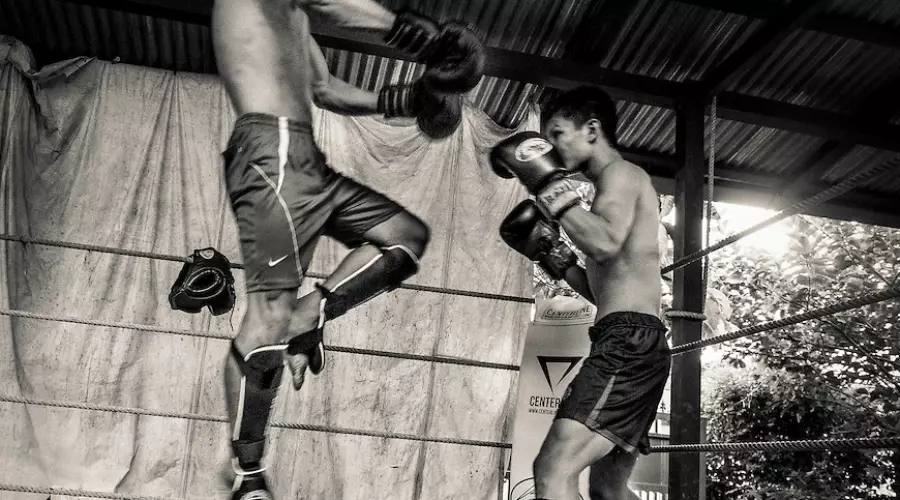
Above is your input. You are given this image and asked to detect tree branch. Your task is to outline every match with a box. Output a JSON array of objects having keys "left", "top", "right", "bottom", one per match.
[
  {"left": 801, "top": 215, "right": 892, "bottom": 286},
  {"left": 819, "top": 316, "right": 900, "bottom": 392}
]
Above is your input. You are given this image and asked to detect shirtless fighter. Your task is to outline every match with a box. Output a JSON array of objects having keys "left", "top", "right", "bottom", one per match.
[
  {"left": 211, "top": 1, "right": 484, "bottom": 498},
  {"left": 491, "top": 86, "right": 671, "bottom": 500}
]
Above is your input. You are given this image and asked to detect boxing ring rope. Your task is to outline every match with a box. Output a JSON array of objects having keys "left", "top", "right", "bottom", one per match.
[
  {"left": 0, "top": 308, "right": 521, "bottom": 371},
  {"left": 11, "top": 434, "right": 900, "bottom": 499},
  {"left": 660, "top": 153, "right": 900, "bottom": 275},
  {"left": 15, "top": 433, "right": 900, "bottom": 500},
  {"left": 3, "top": 391, "right": 898, "bottom": 456},
  {"left": 653, "top": 436, "right": 900, "bottom": 454},
  {"left": 3, "top": 228, "right": 898, "bottom": 375},
  {"left": 671, "top": 285, "right": 900, "bottom": 355},
  {"left": 0, "top": 483, "right": 176, "bottom": 500},
  {"left": 0, "top": 393, "right": 511, "bottom": 448},
  {"left": 0, "top": 233, "right": 535, "bottom": 304}
]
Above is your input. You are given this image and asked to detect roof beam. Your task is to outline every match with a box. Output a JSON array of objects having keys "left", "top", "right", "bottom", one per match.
[
  {"left": 700, "top": 0, "right": 829, "bottom": 94},
  {"left": 55, "top": 0, "right": 900, "bottom": 154},
  {"left": 673, "top": 0, "right": 900, "bottom": 49},
  {"left": 648, "top": 162, "right": 900, "bottom": 229},
  {"left": 714, "top": 93, "right": 900, "bottom": 152},
  {"left": 772, "top": 74, "right": 900, "bottom": 200}
]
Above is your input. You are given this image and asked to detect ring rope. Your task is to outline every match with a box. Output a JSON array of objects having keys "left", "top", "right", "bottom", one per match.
[
  {"left": 0, "top": 394, "right": 512, "bottom": 449},
  {"left": 665, "top": 310, "right": 707, "bottom": 321},
  {"left": 0, "top": 309, "right": 520, "bottom": 371},
  {"left": 702, "top": 95, "right": 717, "bottom": 309},
  {"left": 661, "top": 154, "right": 900, "bottom": 275},
  {"left": 0, "top": 233, "right": 534, "bottom": 304},
  {"left": 651, "top": 436, "right": 900, "bottom": 453},
  {"left": 0, "top": 483, "right": 174, "bottom": 500},
  {"left": 671, "top": 286, "right": 900, "bottom": 354}
]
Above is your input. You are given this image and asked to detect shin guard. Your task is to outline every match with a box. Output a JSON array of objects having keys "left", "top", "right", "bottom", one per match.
[
  {"left": 286, "top": 244, "right": 420, "bottom": 356},
  {"left": 230, "top": 341, "right": 286, "bottom": 474}
]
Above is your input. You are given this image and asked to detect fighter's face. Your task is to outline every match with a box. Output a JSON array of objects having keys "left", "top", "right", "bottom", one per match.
[{"left": 542, "top": 115, "right": 593, "bottom": 171}]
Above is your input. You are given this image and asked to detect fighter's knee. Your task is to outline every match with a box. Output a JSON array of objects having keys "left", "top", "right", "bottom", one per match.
[
  {"left": 533, "top": 446, "right": 578, "bottom": 485},
  {"left": 238, "top": 290, "right": 295, "bottom": 347},
  {"left": 401, "top": 217, "right": 430, "bottom": 258},
  {"left": 532, "top": 452, "right": 560, "bottom": 482}
]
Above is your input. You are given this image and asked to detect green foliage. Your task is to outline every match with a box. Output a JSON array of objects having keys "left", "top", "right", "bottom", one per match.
[
  {"left": 703, "top": 209, "right": 900, "bottom": 499},
  {"left": 704, "top": 363, "right": 894, "bottom": 500}
]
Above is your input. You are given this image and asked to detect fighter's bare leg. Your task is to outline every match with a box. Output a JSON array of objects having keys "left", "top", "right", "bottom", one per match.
[
  {"left": 588, "top": 449, "right": 641, "bottom": 500},
  {"left": 533, "top": 418, "right": 618, "bottom": 500},
  {"left": 285, "top": 210, "right": 429, "bottom": 388}
]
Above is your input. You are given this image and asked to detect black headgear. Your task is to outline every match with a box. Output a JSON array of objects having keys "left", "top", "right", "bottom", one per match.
[{"left": 169, "top": 247, "right": 236, "bottom": 316}]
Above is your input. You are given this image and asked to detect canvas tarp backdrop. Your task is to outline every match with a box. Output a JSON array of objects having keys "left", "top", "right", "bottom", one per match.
[{"left": 0, "top": 36, "right": 536, "bottom": 500}]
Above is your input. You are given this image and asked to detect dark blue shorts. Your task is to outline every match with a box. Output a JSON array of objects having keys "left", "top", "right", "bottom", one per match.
[
  {"left": 222, "top": 113, "right": 405, "bottom": 292},
  {"left": 556, "top": 312, "right": 671, "bottom": 454}
]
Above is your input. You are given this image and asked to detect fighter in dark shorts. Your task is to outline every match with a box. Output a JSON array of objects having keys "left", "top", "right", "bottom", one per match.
[
  {"left": 491, "top": 86, "right": 671, "bottom": 500},
  {"left": 211, "top": 1, "right": 484, "bottom": 499}
]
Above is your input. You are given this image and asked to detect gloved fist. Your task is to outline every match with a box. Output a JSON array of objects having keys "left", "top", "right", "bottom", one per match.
[
  {"left": 500, "top": 199, "right": 577, "bottom": 280},
  {"left": 378, "top": 80, "right": 462, "bottom": 139},
  {"left": 385, "top": 10, "right": 486, "bottom": 93},
  {"left": 490, "top": 131, "right": 582, "bottom": 218},
  {"left": 384, "top": 10, "right": 441, "bottom": 57}
]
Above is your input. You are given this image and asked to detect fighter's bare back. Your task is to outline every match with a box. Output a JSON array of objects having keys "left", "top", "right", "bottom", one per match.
[
  {"left": 212, "top": 0, "right": 313, "bottom": 122},
  {"left": 585, "top": 164, "right": 662, "bottom": 320}
]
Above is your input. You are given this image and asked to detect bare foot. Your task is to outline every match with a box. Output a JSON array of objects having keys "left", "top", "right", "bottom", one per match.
[{"left": 285, "top": 351, "right": 310, "bottom": 390}]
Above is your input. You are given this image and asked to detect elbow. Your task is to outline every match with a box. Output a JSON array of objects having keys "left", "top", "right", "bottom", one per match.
[{"left": 586, "top": 240, "right": 623, "bottom": 263}]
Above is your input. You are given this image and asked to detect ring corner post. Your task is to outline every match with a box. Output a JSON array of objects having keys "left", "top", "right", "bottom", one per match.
[{"left": 669, "top": 90, "right": 706, "bottom": 500}]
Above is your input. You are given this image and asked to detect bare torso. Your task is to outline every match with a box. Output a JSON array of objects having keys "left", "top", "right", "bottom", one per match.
[
  {"left": 212, "top": 0, "right": 313, "bottom": 121},
  {"left": 586, "top": 165, "right": 662, "bottom": 321}
]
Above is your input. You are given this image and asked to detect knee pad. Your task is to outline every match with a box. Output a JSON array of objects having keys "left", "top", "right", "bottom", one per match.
[
  {"left": 286, "top": 244, "right": 419, "bottom": 354},
  {"left": 230, "top": 341, "right": 286, "bottom": 469}
]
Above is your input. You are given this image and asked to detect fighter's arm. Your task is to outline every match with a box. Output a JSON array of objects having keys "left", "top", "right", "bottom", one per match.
[
  {"left": 562, "top": 266, "right": 595, "bottom": 304},
  {"left": 308, "top": 34, "right": 380, "bottom": 115},
  {"left": 557, "top": 162, "right": 639, "bottom": 264},
  {"left": 299, "top": 0, "right": 395, "bottom": 33}
]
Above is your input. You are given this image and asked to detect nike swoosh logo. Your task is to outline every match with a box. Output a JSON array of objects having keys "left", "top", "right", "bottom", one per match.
[{"left": 268, "top": 255, "right": 288, "bottom": 267}]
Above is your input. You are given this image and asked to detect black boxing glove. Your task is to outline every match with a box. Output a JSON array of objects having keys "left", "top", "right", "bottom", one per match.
[
  {"left": 169, "top": 247, "right": 236, "bottom": 316},
  {"left": 385, "top": 11, "right": 485, "bottom": 93},
  {"left": 420, "top": 22, "right": 485, "bottom": 93},
  {"left": 378, "top": 80, "right": 462, "bottom": 139},
  {"left": 384, "top": 10, "right": 441, "bottom": 58},
  {"left": 490, "top": 131, "right": 583, "bottom": 219},
  {"left": 500, "top": 199, "right": 577, "bottom": 280}
]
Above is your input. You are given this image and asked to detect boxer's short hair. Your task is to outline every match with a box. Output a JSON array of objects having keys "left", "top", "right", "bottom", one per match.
[{"left": 542, "top": 86, "right": 619, "bottom": 148}]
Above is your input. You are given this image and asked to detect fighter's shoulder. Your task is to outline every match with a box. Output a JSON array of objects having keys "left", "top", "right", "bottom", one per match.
[{"left": 598, "top": 159, "right": 650, "bottom": 188}]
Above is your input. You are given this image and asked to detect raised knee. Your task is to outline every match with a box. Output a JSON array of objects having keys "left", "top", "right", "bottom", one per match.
[
  {"left": 401, "top": 218, "right": 430, "bottom": 258},
  {"left": 238, "top": 291, "right": 295, "bottom": 348}
]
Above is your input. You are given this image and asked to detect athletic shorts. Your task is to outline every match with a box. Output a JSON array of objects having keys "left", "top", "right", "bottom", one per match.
[
  {"left": 556, "top": 312, "right": 671, "bottom": 455},
  {"left": 222, "top": 113, "right": 405, "bottom": 292}
]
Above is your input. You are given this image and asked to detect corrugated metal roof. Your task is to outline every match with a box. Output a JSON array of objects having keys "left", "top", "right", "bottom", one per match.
[
  {"left": 2, "top": 0, "right": 900, "bottom": 220},
  {"left": 826, "top": 0, "right": 900, "bottom": 26},
  {"left": 822, "top": 146, "right": 899, "bottom": 193},
  {"left": 1, "top": 0, "right": 216, "bottom": 73},
  {"left": 713, "top": 123, "right": 828, "bottom": 177},
  {"left": 595, "top": 2, "right": 765, "bottom": 82},
  {"left": 727, "top": 30, "right": 900, "bottom": 113}
]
